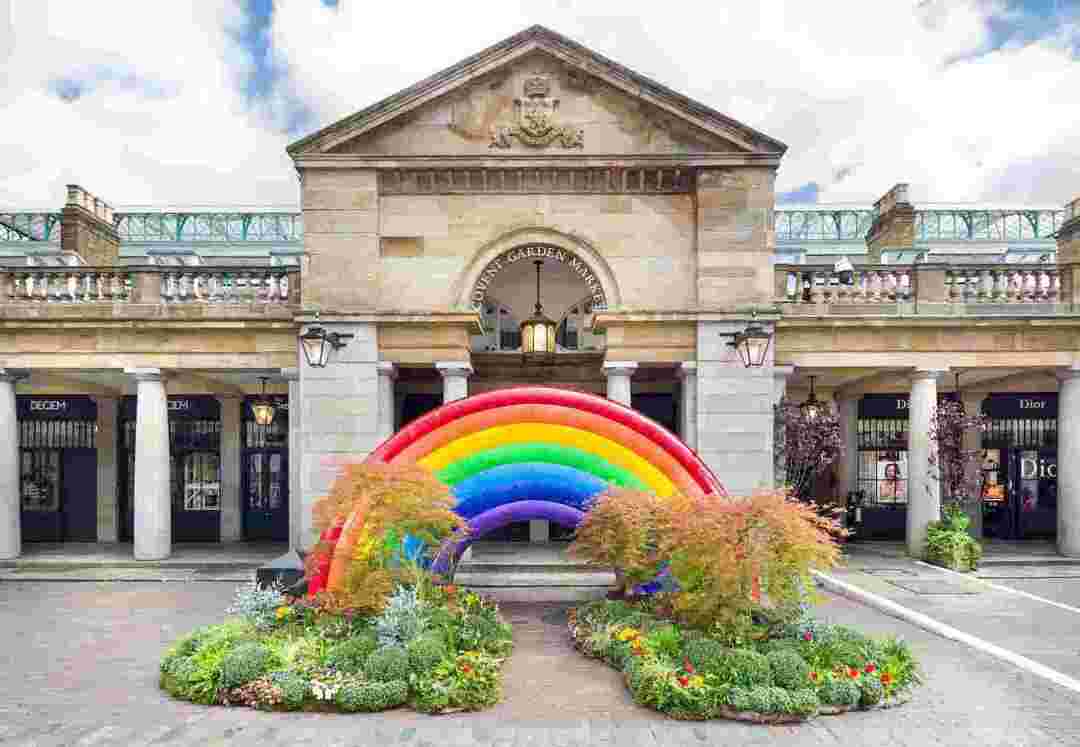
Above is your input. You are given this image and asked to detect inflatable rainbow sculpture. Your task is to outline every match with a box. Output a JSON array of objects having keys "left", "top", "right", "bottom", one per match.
[{"left": 307, "top": 386, "right": 724, "bottom": 595}]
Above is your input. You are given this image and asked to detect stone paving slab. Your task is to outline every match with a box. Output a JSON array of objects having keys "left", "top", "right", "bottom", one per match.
[{"left": 1, "top": 581, "right": 1080, "bottom": 745}]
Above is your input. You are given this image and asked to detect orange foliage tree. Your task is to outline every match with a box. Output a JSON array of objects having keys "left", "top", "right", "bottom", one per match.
[
  {"left": 569, "top": 487, "right": 841, "bottom": 630},
  {"left": 305, "top": 463, "right": 466, "bottom": 614}
]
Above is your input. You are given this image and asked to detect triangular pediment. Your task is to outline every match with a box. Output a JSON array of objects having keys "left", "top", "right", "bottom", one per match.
[{"left": 287, "top": 26, "right": 786, "bottom": 159}]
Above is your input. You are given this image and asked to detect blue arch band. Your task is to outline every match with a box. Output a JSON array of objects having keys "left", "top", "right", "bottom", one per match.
[{"left": 451, "top": 462, "right": 607, "bottom": 518}]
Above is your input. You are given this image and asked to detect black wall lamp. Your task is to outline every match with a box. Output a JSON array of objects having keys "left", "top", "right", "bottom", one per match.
[{"left": 299, "top": 314, "right": 353, "bottom": 368}]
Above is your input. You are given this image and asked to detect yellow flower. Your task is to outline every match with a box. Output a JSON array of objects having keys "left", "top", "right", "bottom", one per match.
[
  {"left": 689, "top": 675, "right": 705, "bottom": 689},
  {"left": 275, "top": 606, "right": 292, "bottom": 620},
  {"left": 616, "top": 627, "right": 640, "bottom": 642}
]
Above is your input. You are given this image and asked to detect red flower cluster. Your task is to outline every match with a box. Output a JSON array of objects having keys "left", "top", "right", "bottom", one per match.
[
  {"left": 676, "top": 675, "right": 690, "bottom": 688},
  {"left": 683, "top": 658, "right": 695, "bottom": 675},
  {"left": 802, "top": 630, "right": 814, "bottom": 642},
  {"left": 864, "top": 663, "right": 877, "bottom": 674},
  {"left": 847, "top": 667, "right": 860, "bottom": 680}
]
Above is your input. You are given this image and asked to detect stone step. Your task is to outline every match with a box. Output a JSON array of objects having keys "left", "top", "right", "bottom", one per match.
[{"left": 455, "top": 568, "right": 615, "bottom": 603}]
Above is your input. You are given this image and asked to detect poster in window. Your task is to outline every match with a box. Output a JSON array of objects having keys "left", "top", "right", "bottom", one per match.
[
  {"left": 981, "top": 449, "right": 1004, "bottom": 503},
  {"left": 877, "top": 454, "right": 907, "bottom": 502}
]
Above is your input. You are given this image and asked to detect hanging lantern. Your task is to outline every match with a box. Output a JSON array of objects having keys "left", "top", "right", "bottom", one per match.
[
  {"left": 521, "top": 260, "right": 557, "bottom": 362},
  {"left": 800, "top": 375, "right": 821, "bottom": 419},
  {"left": 250, "top": 377, "right": 276, "bottom": 427}
]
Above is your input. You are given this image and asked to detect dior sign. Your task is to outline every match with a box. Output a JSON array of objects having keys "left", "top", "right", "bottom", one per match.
[{"left": 470, "top": 244, "right": 607, "bottom": 310}]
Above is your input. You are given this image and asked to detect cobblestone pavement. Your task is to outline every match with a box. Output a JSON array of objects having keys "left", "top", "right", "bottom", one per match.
[{"left": 1, "top": 581, "right": 1079, "bottom": 746}]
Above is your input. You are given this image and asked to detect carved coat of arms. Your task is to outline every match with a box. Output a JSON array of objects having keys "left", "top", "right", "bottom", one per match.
[{"left": 491, "top": 76, "right": 584, "bottom": 149}]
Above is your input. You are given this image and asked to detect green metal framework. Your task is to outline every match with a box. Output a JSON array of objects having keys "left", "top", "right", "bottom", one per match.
[
  {"left": 0, "top": 213, "right": 62, "bottom": 242},
  {"left": 114, "top": 212, "right": 302, "bottom": 243}
]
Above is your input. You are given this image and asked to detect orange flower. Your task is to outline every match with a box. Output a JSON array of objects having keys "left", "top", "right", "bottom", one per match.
[
  {"left": 880, "top": 672, "right": 893, "bottom": 686},
  {"left": 809, "top": 671, "right": 819, "bottom": 682},
  {"left": 459, "top": 662, "right": 472, "bottom": 675},
  {"left": 847, "top": 667, "right": 860, "bottom": 679},
  {"left": 445, "top": 584, "right": 457, "bottom": 595}
]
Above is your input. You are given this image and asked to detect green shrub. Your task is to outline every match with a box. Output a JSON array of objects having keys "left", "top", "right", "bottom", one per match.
[
  {"left": 858, "top": 675, "right": 884, "bottom": 707},
  {"left": 787, "top": 688, "right": 819, "bottom": 717},
  {"left": 270, "top": 670, "right": 309, "bottom": 710},
  {"left": 407, "top": 634, "right": 447, "bottom": 674},
  {"left": 325, "top": 634, "right": 377, "bottom": 674},
  {"left": 219, "top": 642, "right": 275, "bottom": 689},
  {"left": 766, "top": 650, "right": 810, "bottom": 690},
  {"left": 717, "top": 649, "right": 771, "bottom": 688},
  {"left": 225, "top": 582, "right": 287, "bottom": 632},
  {"left": 730, "top": 685, "right": 788, "bottom": 713},
  {"left": 683, "top": 638, "right": 728, "bottom": 676},
  {"left": 820, "top": 677, "right": 860, "bottom": 707},
  {"left": 335, "top": 680, "right": 408, "bottom": 712},
  {"left": 163, "top": 622, "right": 253, "bottom": 703},
  {"left": 644, "top": 624, "right": 683, "bottom": 663},
  {"left": 365, "top": 646, "right": 410, "bottom": 683}
]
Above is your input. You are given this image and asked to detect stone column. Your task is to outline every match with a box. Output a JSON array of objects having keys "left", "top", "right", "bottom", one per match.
[
  {"left": 94, "top": 396, "right": 119, "bottom": 543},
  {"left": 835, "top": 394, "right": 859, "bottom": 504},
  {"left": 0, "top": 370, "right": 22, "bottom": 560},
  {"left": 219, "top": 396, "right": 242, "bottom": 543},
  {"left": 126, "top": 368, "right": 171, "bottom": 561},
  {"left": 376, "top": 362, "right": 397, "bottom": 441},
  {"left": 282, "top": 367, "right": 302, "bottom": 552},
  {"left": 603, "top": 361, "right": 637, "bottom": 406},
  {"left": 1057, "top": 369, "right": 1080, "bottom": 557},
  {"left": 961, "top": 393, "right": 986, "bottom": 540},
  {"left": 437, "top": 362, "right": 472, "bottom": 403},
  {"left": 678, "top": 362, "right": 698, "bottom": 450},
  {"left": 772, "top": 367, "right": 794, "bottom": 490},
  {"left": 907, "top": 369, "right": 945, "bottom": 558}
]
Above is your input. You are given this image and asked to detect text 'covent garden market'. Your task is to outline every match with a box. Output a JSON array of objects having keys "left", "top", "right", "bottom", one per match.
[{"left": 1, "top": 26, "right": 1079, "bottom": 562}]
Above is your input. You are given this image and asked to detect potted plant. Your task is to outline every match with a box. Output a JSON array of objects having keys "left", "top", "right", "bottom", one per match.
[{"left": 925, "top": 504, "right": 982, "bottom": 571}]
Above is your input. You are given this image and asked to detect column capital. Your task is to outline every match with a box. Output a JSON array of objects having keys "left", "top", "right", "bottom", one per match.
[
  {"left": 911, "top": 368, "right": 948, "bottom": 382},
  {"left": 677, "top": 361, "right": 697, "bottom": 379},
  {"left": 436, "top": 361, "right": 473, "bottom": 379},
  {"left": 377, "top": 361, "right": 398, "bottom": 379},
  {"left": 0, "top": 368, "right": 28, "bottom": 383},
  {"left": 602, "top": 360, "right": 638, "bottom": 375},
  {"left": 124, "top": 367, "right": 163, "bottom": 382},
  {"left": 279, "top": 367, "right": 299, "bottom": 382}
]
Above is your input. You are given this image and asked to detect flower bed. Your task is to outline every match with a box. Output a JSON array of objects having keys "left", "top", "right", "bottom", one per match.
[
  {"left": 567, "top": 599, "right": 920, "bottom": 723},
  {"left": 160, "top": 580, "right": 512, "bottom": 714}
]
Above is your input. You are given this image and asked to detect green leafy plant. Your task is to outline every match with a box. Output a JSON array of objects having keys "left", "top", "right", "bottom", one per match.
[
  {"left": 407, "top": 633, "right": 448, "bottom": 674},
  {"left": 715, "top": 649, "right": 772, "bottom": 688},
  {"left": 925, "top": 504, "right": 982, "bottom": 570},
  {"left": 644, "top": 624, "right": 683, "bottom": 663},
  {"left": 365, "top": 646, "right": 410, "bottom": 683},
  {"left": 325, "top": 634, "right": 377, "bottom": 674},
  {"left": 219, "top": 642, "right": 277, "bottom": 689},
  {"left": 225, "top": 582, "right": 287, "bottom": 632},
  {"left": 766, "top": 650, "right": 810, "bottom": 690},
  {"left": 683, "top": 638, "right": 728, "bottom": 677},
  {"left": 335, "top": 679, "right": 408, "bottom": 712}
]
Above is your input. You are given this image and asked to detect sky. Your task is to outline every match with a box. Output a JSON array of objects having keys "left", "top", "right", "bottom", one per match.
[{"left": 0, "top": 0, "right": 1078, "bottom": 209}]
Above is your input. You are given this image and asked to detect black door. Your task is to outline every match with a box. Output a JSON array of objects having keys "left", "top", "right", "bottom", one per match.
[
  {"left": 243, "top": 450, "right": 289, "bottom": 541},
  {"left": 62, "top": 449, "right": 98, "bottom": 541},
  {"left": 20, "top": 449, "right": 63, "bottom": 542},
  {"left": 1009, "top": 448, "right": 1057, "bottom": 540},
  {"left": 171, "top": 448, "right": 222, "bottom": 542}
]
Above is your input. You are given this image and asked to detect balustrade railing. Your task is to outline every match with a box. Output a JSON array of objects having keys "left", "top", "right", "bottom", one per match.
[
  {"left": 776, "top": 263, "right": 1061, "bottom": 311},
  {"left": 0, "top": 267, "right": 300, "bottom": 305}
]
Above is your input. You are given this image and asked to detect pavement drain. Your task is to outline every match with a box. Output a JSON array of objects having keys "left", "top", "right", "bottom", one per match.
[
  {"left": 863, "top": 568, "right": 919, "bottom": 577},
  {"left": 884, "top": 578, "right": 981, "bottom": 595}
]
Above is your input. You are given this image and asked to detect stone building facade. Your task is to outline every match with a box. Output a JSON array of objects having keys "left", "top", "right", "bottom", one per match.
[{"left": 1, "top": 26, "right": 1079, "bottom": 560}]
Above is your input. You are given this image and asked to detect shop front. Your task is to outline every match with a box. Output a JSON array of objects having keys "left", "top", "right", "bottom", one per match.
[
  {"left": 854, "top": 394, "right": 910, "bottom": 540},
  {"left": 980, "top": 393, "right": 1057, "bottom": 540},
  {"left": 242, "top": 394, "right": 289, "bottom": 542},
  {"left": 120, "top": 395, "right": 222, "bottom": 543},
  {"left": 18, "top": 396, "right": 98, "bottom": 542}
]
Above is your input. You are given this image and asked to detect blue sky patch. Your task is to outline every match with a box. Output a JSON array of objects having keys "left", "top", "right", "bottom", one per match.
[
  {"left": 778, "top": 182, "right": 820, "bottom": 204},
  {"left": 47, "top": 66, "right": 178, "bottom": 102}
]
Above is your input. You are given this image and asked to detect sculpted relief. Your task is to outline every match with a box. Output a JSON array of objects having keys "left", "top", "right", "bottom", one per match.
[{"left": 489, "top": 75, "right": 584, "bottom": 149}]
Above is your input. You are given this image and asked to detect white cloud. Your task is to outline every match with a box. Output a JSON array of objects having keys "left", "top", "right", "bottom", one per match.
[{"left": 0, "top": 0, "right": 1077, "bottom": 208}]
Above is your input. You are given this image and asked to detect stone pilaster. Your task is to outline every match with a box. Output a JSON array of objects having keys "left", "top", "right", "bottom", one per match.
[
  {"left": 376, "top": 362, "right": 398, "bottom": 440},
  {"left": 695, "top": 321, "right": 779, "bottom": 496},
  {"left": 835, "top": 394, "right": 859, "bottom": 506},
  {"left": 677, "top": 362, "right": 698, "bottom": 449},
  {"left": 437, "top": 362, "right": 472, "bottom": 403},
  {"left": 0, "top": 370, "right": 23, "bottom": 560},
  {"left": 907, "top": 369, "right": 946, "bottom": 558},
  {"left": 281, "top": 367, "right": 302, "bottom": 552},
  {"left": 695, "top": 167, "right": 776, "bottom": 310},
  {"left": 1056, "top": 197, "right": 1080, "bottom": 307},
  {"left": 219, "top": 396, "right": 242, "bottom": 543},
  {"left": 866, "top": 183, "right": 915, "bottom": 264},
  {"left": 94, "top": 396, "right": 119, "bottom": 543},
  {"left": 1057, "top": 369, "right": 1080, "bottom": 557},
  {"left": 299, "top": 323, "right": 379, "bottom": 551},
  {"left": 961, "top": 392, "right": 986, "bottom": 540},
  {"left": 603, "top": 361, "right": 637, "bottom": 406},
  {"left": 126, "top": 368, "right": 171, "bottom": 560}
]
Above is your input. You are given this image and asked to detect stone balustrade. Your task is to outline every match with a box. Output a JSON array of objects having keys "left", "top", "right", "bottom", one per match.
[
  {"left": 0, "top": 266, "right": 300, "bottom": 305},
  {"left": 776, "top": 263, "right": 1062, "bottom": 312}
]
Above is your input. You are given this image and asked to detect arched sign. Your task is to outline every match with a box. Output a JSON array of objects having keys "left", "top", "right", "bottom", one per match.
[{"left": 470, "top": 244, "right": 607, "bottom": 311}]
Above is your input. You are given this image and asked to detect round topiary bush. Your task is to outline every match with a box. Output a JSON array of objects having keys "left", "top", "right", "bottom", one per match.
[
  {"left": 788, "top": 688, "right": 820, "bottom": 717},
  {"left": 219, "top": 642, "right": 275, "bottom": 689},
  {"left": 365, "top": 646, "right": 410, "bottom": 683},
  {"left": 270, "top": 670, "right": 309, "bottom": 710},
  {"left": 406, "top": 634, "right": 447, "bottom": 674},
  {"left": 766, "top": 649, "right": 810, "bottom": 690},
  {"left": 858, "top": 675, "right": 884, "bottom": 707},
  {"left": 683, "top": 638, "right": 728, "bottom": 676},
  {"left": 721, "top": 649, "right": 772, "bottom": 688},
  {"left": 820, "top": 677, "right": 861, "bottom": 707},
  {"left": 335, "top": 679, "right": 409, "bottom": 712},
  {"left": 325, "top": 634, "right": 377, "bottom": 674}
]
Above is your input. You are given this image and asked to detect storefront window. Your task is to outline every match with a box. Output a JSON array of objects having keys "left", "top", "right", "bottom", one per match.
[
  {"left": 20, "top": 450, "right": 60, "bottom": 511},
  {"left": 856, "top": 402, "right": 909, "bottom": 505}
]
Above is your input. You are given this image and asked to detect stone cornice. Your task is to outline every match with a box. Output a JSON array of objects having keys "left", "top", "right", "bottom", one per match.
[
  {"left": 0, "top": 306, "right": 297, "bottom": 324},
  {"left": 296, "top": 310, "right": 484, "bottom": 333},
  {"left": 776, "top": 316, "right": 1080, "bottom": 329},
  {"left": 287, "top": 26, "right": 786, "bottom": 157},
  {"left": 294, "top": 153, "right": 783, "bottom": 170}
]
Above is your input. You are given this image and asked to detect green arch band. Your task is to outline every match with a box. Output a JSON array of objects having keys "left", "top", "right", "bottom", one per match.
[{"left": 435, "top": 442, "right": 648, "bottom": 491}]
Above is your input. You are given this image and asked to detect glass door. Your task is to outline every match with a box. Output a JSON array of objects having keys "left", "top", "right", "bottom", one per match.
[{"left": 243, "top": 450, "right": 289, "bottom": 541}]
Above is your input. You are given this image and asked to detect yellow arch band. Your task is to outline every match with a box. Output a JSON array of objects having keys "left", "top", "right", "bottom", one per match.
[{"left": 417, "top": 422, "right": 675, "bottom": 497}]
